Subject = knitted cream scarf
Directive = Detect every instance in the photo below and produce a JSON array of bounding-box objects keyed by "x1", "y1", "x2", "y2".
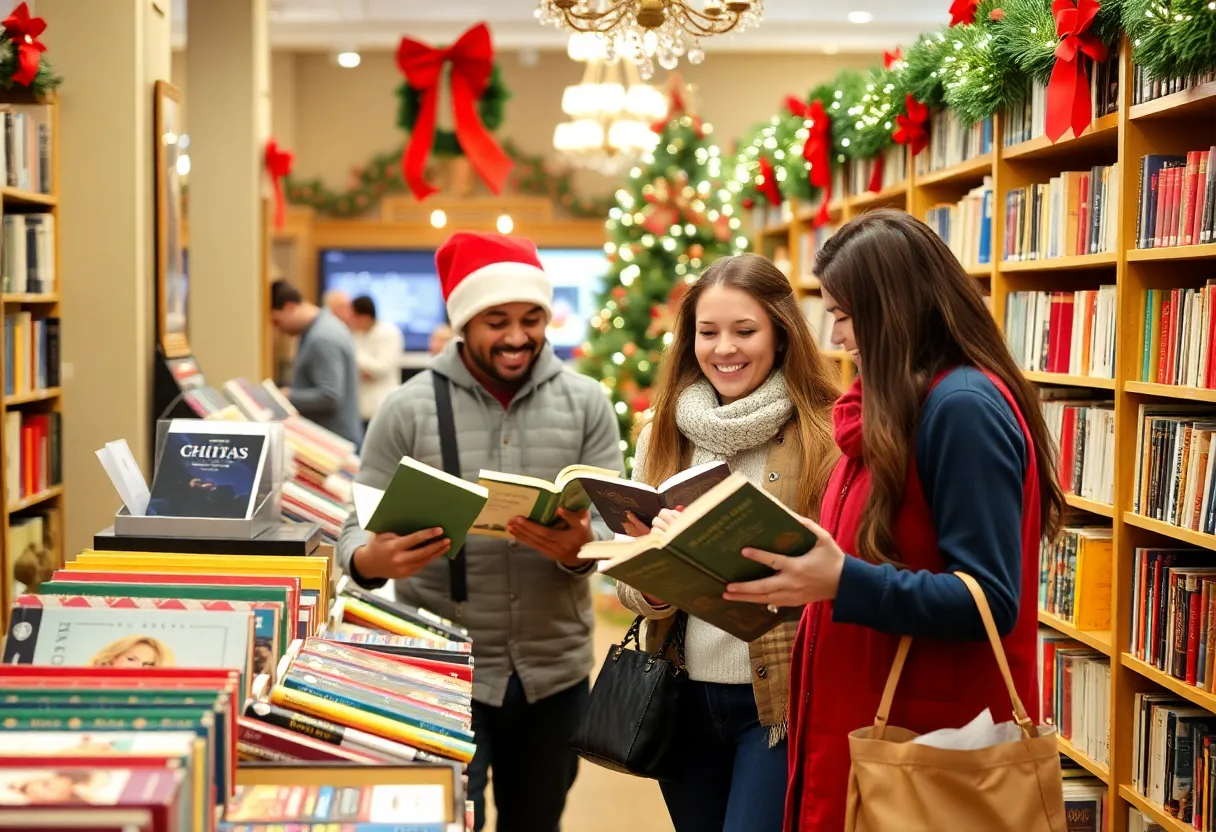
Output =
[{"x1": 675, "y1": 369, "x2": 793, "y2": 458}]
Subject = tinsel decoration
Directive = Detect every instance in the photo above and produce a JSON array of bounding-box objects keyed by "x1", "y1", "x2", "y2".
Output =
[
  {"x1": 942, "y1": 15, "x2": 1029, "y2": 124},
  {"x1": 0, "y1": 2, "x2": 60, "y2": 95},
  {"x1": 1122, "y1": 0, "x2": 1216, "y2": 81}
]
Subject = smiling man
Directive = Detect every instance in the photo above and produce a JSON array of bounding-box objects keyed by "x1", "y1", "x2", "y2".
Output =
[{"x1": 336, "y1": 230, "x2": 623, "y2": 832}]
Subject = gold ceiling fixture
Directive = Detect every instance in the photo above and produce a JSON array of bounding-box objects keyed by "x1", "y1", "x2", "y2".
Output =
[{"x1": 536, "y1": 0, "x2": 765, "y2": 77}]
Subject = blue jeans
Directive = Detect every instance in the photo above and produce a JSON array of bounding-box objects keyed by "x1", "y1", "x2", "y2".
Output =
[
  {"x1": 660, "y1": 681, "x2": 788, "y2": 832},
  {"x1": 466, "y1": 674, "x2": 589, "y2": 832}
]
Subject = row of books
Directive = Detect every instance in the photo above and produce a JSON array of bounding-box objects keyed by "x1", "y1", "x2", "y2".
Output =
[
  {"x1": 1131, "y1": 66, "x2": 1216, "y2": 107},
  {"x1": 1130, "y1": 548, "x2": 1216, "y2": 691},
  {"x1": 1002, "y1": 164, "x2": 1119, "y2": 262},
  {"x1": 1039, "y1": 525, "x2": 1113, "y2": 631},
  {"x1": 1041, "y1": 392, "x2": 1115, "y2": 505},
  {"x1": 2, "y1": 408, "x2": 60, "y2": 505},
  {"x1": 925, "y1": 177, "x2": 993, "y2": 271},
  {"x1": 1039, "y1": 629, "x2": 1110, "y2": 768},
  {"x1": 1004, "y1": 287, "x2": 1118, "y2": 379},
  {"x1": 847, "y1": 144, "x2": 906, "y2": 196},
  {"x1": 1142, "y1": 285, "x2": 1216, "y2": 389},
  {"x1": 917, "y1": 110, "x2": 993, "y2": 174},
  {"x1": 2, "y1": 310, "x2": 58, "y2": 396},
  {"x1": 1135, "y1": 150, "x2": 1216, "y2": 250},
  {"x1": 1132, "y1": 405, "x2": 1216, "y2": 535},
  {"x1": 2, "y1": 213, "x2": 55, "y2": 295},
  {"x1": 1002, "y1": 53, "x2": 1120, "y2": 148},
  {"x1": 1132, "y1": 691, "x2": 1216, "y2": 827},
  {"x1": 0, "y1": 547, "x2": 476, "y2": 830},
  {"x1": 0, "y1": 104, "x2": 51, "y2": 195},
  {"x1": 795, "y1": 221, "x2": 838, "y2": 283}
]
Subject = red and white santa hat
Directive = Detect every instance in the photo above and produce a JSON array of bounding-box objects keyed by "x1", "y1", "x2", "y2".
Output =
[{"x1": 436, "y1": 231, "x2": 553, "y2": 334}]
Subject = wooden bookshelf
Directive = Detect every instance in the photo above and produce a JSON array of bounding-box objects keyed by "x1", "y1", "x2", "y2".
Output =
[
  {"x1": 745, "y1": 42, "x2": 1216, "y2": 831},
  {"x1": 0, "y1": 95, "x2": 63, "y2": 626}
]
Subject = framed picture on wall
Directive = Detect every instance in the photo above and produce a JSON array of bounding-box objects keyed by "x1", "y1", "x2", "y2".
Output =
[{"x1": 155, "y1": 79, "x2": 191, "y2": 358}]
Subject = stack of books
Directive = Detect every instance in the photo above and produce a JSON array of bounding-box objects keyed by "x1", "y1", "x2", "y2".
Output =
[{"x1": 0, "y1": 548, "x2": 474, "y2": 831}]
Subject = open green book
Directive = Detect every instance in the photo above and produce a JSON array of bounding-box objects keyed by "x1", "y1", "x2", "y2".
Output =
[
  {"x1": 580, "y1": 472, "x2": 816, "y2": 641},
  {"x1": 352, "y1": 457, "x2": 489, "y2": 557},
  {"x1": 471, "y1": 464, "x2": 621, "y2": 538}
]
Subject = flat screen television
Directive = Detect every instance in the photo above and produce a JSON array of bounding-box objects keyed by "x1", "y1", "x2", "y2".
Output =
[{"x1": 317, "y1": 246, "x2": 609, "y2": 361}]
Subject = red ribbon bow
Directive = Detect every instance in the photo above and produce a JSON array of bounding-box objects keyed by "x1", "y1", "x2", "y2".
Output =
[
  {"x1": 949, "y1": 0, "x2": 979, "y2": 26},
  {"x1": 3, "y1": 3, "x2": 46, "y2": 87},
  {"x1": 805, "y1": 100, "x2": 834, "y2": 227},
  {"x1": 757, "y1": 156, "x2": 782, "y2": 207},
  {"x1": 264, "y1": 140, "x2": 293, "y2": 230},
  {"x1": 784, "y1": 95, "x2": 811, "y2": 119},
  {"x1": 396, "y1": 23, "x2": 513, "y2": 201},
  {"x1": 893, "y1": 94, "x2": 930, "y2": 157},
  {"x1": 1045, "y1": 0, "x2": 1107, "y2": 143},
  {"x1": 883, "y1": 48, "x2": 903, "y2": 69}
]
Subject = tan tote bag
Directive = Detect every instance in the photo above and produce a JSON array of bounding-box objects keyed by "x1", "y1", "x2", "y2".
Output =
[{"x1": 844, "y1": 572, "x2": 1068, "y2": 832}]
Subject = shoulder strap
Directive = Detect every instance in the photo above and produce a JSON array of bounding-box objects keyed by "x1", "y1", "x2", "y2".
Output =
[{"x1": 430, "y1": 371, "x2": 468, "y2": 607}]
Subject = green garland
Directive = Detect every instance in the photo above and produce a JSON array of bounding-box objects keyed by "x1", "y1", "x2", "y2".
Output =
[
  {"x1": 730, "y1": 122, "x2": 775, "y2": 208},
  {"x1": 284, "y1": 140, "x2": 610, "y2": 219},
  {"x1": 837, "y1": 65, "x2": 903, "y2": 160},
  {"x1": 1001, "y1": 0, "x2": 1125, "y2": 83},
  {"x1": 943, "y1": 19, "x2": 1028, "y2": 125},
  {"x1": 0, "y1": 50, "x2": 61, "y2": 97},
  {"x1": 899, "y1": 29, "x2": 952, "y2": 109},
  {"x1": 396, "y1": 63, "x2": 510, "y2": 157},
  {"x1": 775, "y1": 104, "x2": 820, "y2": 203},
  {"x1": 1124, "y1": 0, "x2": 1216, "y2": 81}
]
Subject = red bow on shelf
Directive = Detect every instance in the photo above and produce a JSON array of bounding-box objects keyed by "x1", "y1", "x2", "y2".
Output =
[
  {"x1": 893, "y1": 95, "x2": 930, "y2": 157},
  {"x1": 396, "y1": 22, "x2": 513, "y2": 201},
  {"x1": 949, "y1": 0, "x2": 979, "y2": 26},
  {"x1": 805, "y1": 100, "x2": 834, "y2": 227},
  {"x1": 757, "y1": 156, "x2": 782, "y2": 207},
  {"x1": 1045, "y1": 0, "x2": 1107, "y2": 143},
  {"x1": 784, "y1": 95, "x2": 810, "y2": 118},
  {"x1": 3, "y1": 2, "x2": 46, "y2": 87},
  {"x1": 883, "y1": 48, "x2": 903, "y2": 70},
  {"x1": 264, "y1": 140, "x2": 294, "y2": 230}
]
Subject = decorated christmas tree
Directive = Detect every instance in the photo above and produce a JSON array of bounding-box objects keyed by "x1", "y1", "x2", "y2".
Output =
[{"x1": 577, "y1": 80, "x2": 747, "y2": 474}]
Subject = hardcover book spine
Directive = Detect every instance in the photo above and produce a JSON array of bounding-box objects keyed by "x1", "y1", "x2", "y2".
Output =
[{"x1": 243, "y1": 700, "x2": 445, "y2": 763}]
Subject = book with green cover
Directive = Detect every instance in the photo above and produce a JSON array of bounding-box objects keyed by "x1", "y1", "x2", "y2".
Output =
[
  {"x1": 580, "y1": 472, "x2": 817, "y2": 641},
  {"x1": 352, "y1": 457, "x2": 489, "y2": 557},
  {"x1": 471, "y1": 464, "x2": 621, "y2": 537}
]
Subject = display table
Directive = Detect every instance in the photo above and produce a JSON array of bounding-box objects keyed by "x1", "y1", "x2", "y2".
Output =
[{"x1": 93, "y1": 521, "x2": 323, "y2": 557}]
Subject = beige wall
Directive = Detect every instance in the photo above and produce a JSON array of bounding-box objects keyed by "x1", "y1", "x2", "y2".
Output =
[{"x1": 174, "y1": 49, "x2": 878, "y2": 196}]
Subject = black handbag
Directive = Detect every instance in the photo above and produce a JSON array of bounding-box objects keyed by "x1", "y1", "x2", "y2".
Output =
[{"x1": 569, "y1": 613, "x2": 687, "y2": 780}]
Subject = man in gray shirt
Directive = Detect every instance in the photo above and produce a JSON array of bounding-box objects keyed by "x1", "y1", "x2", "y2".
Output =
[{"x1": 270, "y1": 279, "x2": 364, "y2": 448}]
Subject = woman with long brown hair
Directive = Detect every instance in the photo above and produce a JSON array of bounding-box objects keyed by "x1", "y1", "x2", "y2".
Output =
[
  {"x1": 723, "y1": 209, "x2": 1065, "y2": 831},
  {"x1": 615, "y1": 253, "x2": 840, "y2": 832}
]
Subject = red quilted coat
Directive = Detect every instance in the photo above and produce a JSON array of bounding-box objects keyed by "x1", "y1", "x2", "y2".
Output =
[{"x1": 783, "y1": 370, "x2": 1042, "y2": 832}]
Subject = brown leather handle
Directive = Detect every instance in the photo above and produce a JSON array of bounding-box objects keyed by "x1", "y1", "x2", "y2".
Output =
[{"x1": 871, "y1": 571, "x2": 1037, "y2": 741}]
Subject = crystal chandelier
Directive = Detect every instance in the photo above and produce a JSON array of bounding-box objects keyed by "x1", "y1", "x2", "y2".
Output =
[
  {"x1": 536, "y1": 0, "x2": 765, "y2": 78},
  {"x1": 553, "y1": 33, "x2": 667, "y2": 175}
]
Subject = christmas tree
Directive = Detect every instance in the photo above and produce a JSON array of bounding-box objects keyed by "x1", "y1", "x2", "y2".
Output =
[{"x1": 577, "y1": 80, "x2": 748, "y2": 474}]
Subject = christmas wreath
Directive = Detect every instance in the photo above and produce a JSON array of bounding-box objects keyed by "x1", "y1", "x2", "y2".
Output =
[{"x1": 396, "y1": 62, "x2": 509, "y2": 157}]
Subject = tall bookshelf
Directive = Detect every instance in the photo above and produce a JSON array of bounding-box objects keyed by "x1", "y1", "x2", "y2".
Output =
[
  {"x1": 753, "y1": 45, "x2": 1216, "y2": 831},
  {"x1": 0, "y1": 93, "x2": 62, "y2": 624}
]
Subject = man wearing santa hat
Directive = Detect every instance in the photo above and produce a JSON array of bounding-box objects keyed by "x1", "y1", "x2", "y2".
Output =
[{"x1": 337, "y1": 231, "x2": 624, "y2": 832}]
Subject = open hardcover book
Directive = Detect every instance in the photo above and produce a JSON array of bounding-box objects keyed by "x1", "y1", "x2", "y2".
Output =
[
  {"x1": 580, "y1": 472, "x2": 816, "y2": 642},
  {"x1": 353, "y1": 457, "x2": 489, "y2": 557},
  {"x1": 576, "y1": 460, "x2": 731, "y2": 535},
  {"x1": 471, "y1": 464, "x2": 621, "y2": 538}
]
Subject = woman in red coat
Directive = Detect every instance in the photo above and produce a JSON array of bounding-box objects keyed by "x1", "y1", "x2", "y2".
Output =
[{"x1": 723, "y1": 209, "x2": 1066, "y2": 832}]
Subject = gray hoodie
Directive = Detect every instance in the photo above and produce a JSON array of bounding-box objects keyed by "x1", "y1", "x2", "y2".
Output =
[{"x1": 336, "y1": 339, "x2": 624, "y2": 706}]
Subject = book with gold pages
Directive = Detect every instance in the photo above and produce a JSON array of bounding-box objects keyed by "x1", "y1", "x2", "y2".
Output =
[
  {"x1": 580, "y1": 472, "x2": 817, "y2": 642},
  {"x1": 470, "y1": 463, "x2": 622, "y2": 536},
  {"x1": 566, "y1": 459, "x2": 731, "y2": 536}
]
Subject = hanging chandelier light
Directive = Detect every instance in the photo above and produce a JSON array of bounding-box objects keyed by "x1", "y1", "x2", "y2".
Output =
[
  {"x1": 553, "y1": 33, "x2": 667, "y2": 175},
  {"x1": 536, "y1": 0, "x2": 765, "y2": 78}
]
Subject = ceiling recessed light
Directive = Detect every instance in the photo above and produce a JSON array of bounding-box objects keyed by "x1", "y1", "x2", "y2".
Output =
[
  {"x1": 336, "y1": 50, "x2": 361, "y2": 69},
  {"x1": 848, "y1": 10, "x2": 874, "y2": 23}
]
